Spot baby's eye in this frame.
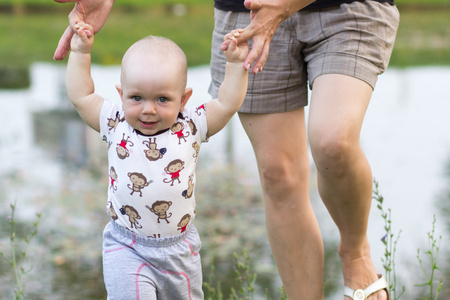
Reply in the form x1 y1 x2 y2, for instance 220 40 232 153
132 96 142 102
158 97 168 103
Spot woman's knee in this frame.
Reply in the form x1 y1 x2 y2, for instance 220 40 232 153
310 133 355 176
258 156 309 198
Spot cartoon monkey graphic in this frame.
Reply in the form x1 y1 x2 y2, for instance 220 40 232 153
195 104 206 116
177 214 191 233
109 166 118 192
116 133 134 160
182 174 195 199
102 135 113 150
192 141 200 162
107 111 125 132
120 205 142 229
127 172 152 197
142 138 167 162
170 122 190 145
163 159 185 186
146 201 172 224
185 118 198 136
107 201 118 220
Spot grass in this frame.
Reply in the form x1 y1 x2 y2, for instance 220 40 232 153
0 4 214 67
0 4 214 88
392 8 450 66
1 2 450 71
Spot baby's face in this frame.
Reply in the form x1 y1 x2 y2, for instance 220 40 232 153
118 53 189 136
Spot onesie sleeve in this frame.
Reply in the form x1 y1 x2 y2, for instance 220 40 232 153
99 99 125 143
183 104 208 144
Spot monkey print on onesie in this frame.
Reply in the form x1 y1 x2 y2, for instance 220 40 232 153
100 99 208 238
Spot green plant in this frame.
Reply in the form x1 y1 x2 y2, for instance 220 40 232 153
203 240 224 300
373 179 405 299
416 215 443 300
203 244 288 300
230 249 257 300
0 200 41 300
278 286 288 300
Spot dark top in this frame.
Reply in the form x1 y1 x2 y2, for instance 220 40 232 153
214 0 395 12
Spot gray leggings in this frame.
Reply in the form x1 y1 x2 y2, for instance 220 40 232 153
103 221 203 300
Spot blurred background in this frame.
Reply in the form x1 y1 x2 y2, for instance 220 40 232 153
1 0 450 299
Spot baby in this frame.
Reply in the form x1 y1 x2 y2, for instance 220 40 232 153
66 22 248 299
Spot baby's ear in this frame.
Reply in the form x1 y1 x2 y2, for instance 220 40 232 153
115 84 123 101
180 87 193 112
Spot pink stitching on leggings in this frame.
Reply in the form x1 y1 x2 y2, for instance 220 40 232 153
183 238 199 256
105 234 137 254
135 263 192 300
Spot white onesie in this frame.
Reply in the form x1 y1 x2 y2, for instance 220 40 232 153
100 99 208 237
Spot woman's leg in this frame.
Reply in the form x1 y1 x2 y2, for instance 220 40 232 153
308 74 387 299
239 108 324 299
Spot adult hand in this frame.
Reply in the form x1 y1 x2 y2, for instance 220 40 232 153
53 0 114 60
224 0 313 74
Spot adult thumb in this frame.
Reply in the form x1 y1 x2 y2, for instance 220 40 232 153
244 0 262 11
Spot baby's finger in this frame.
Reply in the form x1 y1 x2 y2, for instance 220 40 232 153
78 24 94 38
223 32 234 41
74 20 85 31
220 39 232 51
227 37 237 52
223 29 244 41
232 28 244 37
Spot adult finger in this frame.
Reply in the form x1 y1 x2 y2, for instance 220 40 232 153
53 25 74 60
243 0 263 11
236 23 265 71
251 40 270 73
243 38 264 72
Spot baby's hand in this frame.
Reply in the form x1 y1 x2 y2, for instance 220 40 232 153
70 21 94 54
223 29 249 64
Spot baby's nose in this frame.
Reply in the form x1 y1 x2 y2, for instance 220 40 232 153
142 100 157 114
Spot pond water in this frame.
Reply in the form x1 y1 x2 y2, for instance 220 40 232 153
1 63 449 297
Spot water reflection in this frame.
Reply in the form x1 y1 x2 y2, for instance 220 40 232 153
1 63 450 298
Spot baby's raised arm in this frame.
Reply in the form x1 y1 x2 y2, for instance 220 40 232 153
205 29 249 137
66 22 104 132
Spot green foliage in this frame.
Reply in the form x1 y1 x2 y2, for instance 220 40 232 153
392 8 450 67
0 65 30 89
230 249 257 300
395 0 450 6
415 215 443 300
0 0 212 7
0 169 447 299
373 179 405 299
0 200 41 300
1 2 450 88
196 164 281 299
204 247 288 300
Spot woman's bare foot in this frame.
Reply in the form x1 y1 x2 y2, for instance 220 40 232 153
340 241 389 300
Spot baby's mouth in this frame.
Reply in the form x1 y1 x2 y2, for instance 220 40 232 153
140 120 157 128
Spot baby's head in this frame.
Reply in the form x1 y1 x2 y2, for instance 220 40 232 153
116 36 192 135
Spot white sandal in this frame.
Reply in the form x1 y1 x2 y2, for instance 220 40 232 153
344 274 390 300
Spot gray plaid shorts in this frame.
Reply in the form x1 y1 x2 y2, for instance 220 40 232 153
208 1 400 113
